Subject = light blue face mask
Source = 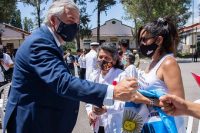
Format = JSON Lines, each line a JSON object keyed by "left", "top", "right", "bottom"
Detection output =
{"left": 122, "top": 59, "right": 127, "bottom": 66}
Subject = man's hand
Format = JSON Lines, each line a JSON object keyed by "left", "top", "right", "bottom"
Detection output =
{"left": 113, "top": 77, "right": 139, "bottom": 101}
{"left": 159, "top": 94, "right": 188, "bottom": 116}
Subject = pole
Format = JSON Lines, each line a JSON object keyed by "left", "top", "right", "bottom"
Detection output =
{"left": 192, "top": 0, "right": 194, "bottom": 55}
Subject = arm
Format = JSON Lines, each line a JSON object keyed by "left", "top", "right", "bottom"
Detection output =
{"left": 160, "top": 57, "right": 185, "bottom": 99}
{"left": 29, "top": 43, "right": 139, "bottom": 107}
{"left": 29, "top": 42, "right": 107, "bottom": 107}
{"left": 160, "top": 94, "right": 200, "bottom": 119}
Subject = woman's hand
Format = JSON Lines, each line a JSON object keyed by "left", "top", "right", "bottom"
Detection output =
{"left": 131, "top": 91, "right": 162, "bottom": 107}
{"left": 92, "top": 106, "right": 107, "bottom": 115}
{"left": 88, "top": 112, "right": 97, "bottom": 125}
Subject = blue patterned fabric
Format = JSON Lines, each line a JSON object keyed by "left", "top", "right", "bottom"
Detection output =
{"left": 122, "top": 88, "right": 178, "bottom": 133}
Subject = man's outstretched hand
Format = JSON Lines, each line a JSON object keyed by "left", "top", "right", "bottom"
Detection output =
{"left": 113, "top": 77, "right": 139, "bottom": 102}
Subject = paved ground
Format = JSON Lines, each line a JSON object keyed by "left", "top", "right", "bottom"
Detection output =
{"left": 73, "top": 58, "right": 200, "bottom": 133}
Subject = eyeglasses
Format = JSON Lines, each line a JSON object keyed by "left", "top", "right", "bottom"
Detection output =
{"left": 140, "top": 36, "right": 155, "bottom": 43}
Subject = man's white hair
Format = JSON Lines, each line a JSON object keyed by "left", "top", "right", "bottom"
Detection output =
{"left": 44, "top": 0, "right": 79, "bottom": 25}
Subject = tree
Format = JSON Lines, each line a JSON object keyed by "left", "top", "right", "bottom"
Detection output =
{"left": 0, "top": 0, "right": 17, "bottom": 23}
{"left": 20, "top": 0, "right": 49, "bottom": 27}
{"left": 10, "top": 9, "right": 23, "bottom": 29}
{"left": 121, "top": 0, "right": 191, "bottom": 46}
{"left": 23, "top": 17, "right": 34, "bottom": 32}
{"left": 90, "top": 0, "right": 116, "bottom": 43}
{"left": 74, "top": 0, "right": 92, "bottom": 49}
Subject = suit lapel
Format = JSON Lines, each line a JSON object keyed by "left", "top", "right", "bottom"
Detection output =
{"left": 40, "top": 26, "right": 71, "bottom": 74}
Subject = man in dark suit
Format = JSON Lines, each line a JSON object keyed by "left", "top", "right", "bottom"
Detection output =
{"left": 4, "top": 0, "right": 138, "bottom": 133}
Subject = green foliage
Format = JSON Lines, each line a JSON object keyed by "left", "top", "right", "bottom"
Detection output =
{"left": 20, "top": 0, "right": 49, "bottom": 27}
{"left": 61, "top": 41, "right": 76, "bottom": 52}
{"left": 0, "top": 0, "right": 17, "bottom": 23}
{"left": 90, "top": 0, "right": 117, "bottom": 42}
{"left": 90, "top": 0, "right": 116, "bottom": 13}
{"left": 176, "top": 52, "right": 192, "bottom": 58}
{"left": 79, "top": 3, "right": 92, "bottom": 39}
{"left": 10, "top": 9, "right": 22, "bottom": 29}
{"left": 121, "top": 0, "right": 191, "bottom": 45}
{"left": 23, "top": 17, "right": 34, "bottom": 32}
{"left": 121, "top": 0, "right": 191, "bottom": 27}
{"left": 73, "top": 0, "right": 92, "bottom": 49}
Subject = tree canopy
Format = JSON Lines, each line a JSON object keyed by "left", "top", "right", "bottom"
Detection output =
{"left": 121, "top": 0, "right": 191, "bottom": 27}
{"left": 23, "top": 17, "right": 34, "bottom": 32}
{"left": 20, "top": 0, "right": 49, "bottom": 27}
{"left": 0, "top": 0, "right": 17, "bottom": 23}
{"left": 90, "top": 0, "right": 116, "bottom": 42}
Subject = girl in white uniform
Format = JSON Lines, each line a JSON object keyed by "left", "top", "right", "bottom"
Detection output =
{"left": 85, "top": 43, "right": 126, "bottom": 133}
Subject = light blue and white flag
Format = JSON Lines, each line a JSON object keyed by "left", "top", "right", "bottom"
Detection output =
{"left": 122, "top": 88, "right": 178, "bottom": 133}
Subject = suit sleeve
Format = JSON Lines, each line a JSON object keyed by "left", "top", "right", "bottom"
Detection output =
{"left": 29, "top": 42, "right": 107, "bottom": 107}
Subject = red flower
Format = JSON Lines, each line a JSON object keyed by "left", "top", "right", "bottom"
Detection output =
{"left": 112, "top": 81, "right": 117, "bottom": 86}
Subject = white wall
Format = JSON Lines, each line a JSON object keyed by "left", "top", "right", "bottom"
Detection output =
{"left": 81, "top": 19, "right": 136, "bottom": 49}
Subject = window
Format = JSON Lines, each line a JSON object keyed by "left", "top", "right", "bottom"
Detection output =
{"left": 112, "top": 21, "right": 116, "bottom": 24}
{"left": 83, "top": 40, "right": 91, "bottom": 45}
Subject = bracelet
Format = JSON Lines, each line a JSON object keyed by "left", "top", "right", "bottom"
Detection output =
{"left": 149, "top": 99, "right": 155, "bottom": 106}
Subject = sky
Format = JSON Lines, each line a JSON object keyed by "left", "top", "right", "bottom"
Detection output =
{"left": 17, "top": 0, "right": 200, "bottom": 28}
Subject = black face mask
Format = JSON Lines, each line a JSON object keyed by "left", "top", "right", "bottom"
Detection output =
{"left": 139, "top": 41, "right": 158, "bottom": 58}
{"left": 98, "top": 60, "right": 113, "bottom": 71}
{"left": 56, "top": 18, "right": 79, "bottom": 42}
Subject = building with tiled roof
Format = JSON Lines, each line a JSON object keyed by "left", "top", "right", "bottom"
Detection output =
{"left": 81, "top": 18, "right": 135, "bottom": 49}
{"left": 0, "top": 23, "right": 30, "bottom": 53}
{"left": 179, "top": 23, "right": 200, "bottom": 54}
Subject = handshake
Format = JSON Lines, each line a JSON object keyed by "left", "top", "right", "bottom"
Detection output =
{"left": 112, "top": 77, "right": 139, "bottom": 102}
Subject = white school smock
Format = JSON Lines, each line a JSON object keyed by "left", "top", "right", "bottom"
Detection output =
{"left": 86, "top": 68, "right": 126, "bottom": 133}
{"left": 78, "top": 54, "right": 86, "bottom": 68}
{"left": 85, "top": 49, "right": 98, "bottom": 79}
{"left": 0, "top": 53, "right": 14, "bottom": 82}
{"left": 124, "top": 64, "right": 138, "bottom": 78}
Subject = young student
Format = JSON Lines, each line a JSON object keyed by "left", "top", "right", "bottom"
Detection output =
{"left": 86, "top": 43, "right": 126, "bottom": 133}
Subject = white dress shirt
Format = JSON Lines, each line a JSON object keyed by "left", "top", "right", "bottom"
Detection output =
{"left": 86, "top": 68, "right": 127, "bottom": 133}
{"left": 85, "top": 49, "right": 98, "bottom": 79}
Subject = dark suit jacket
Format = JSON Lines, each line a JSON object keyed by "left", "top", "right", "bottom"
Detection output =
{"left": 4, "top": 26, "right": 107, "bottom": 133}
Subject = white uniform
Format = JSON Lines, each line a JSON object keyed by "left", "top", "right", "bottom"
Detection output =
{"left": 124, "top": 64, "right": 138, "bottom": 78}
{"left": 78, "top": 54, "right": 86, "bottom": 69}
{"left": 86, "top": 68, "right": 126, "bottom": 133}
{"left": 0, "top": 53, "right": 14, "bottom": 82}
{"left": 85, "top": 49, "right": 98, "bottom": 79}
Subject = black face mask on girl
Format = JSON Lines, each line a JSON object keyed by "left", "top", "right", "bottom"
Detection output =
{"left": 139, "top": 41, "right": 158, "bottom": 58}
{"left": 97, "top": 60, "right": 113, "bottom": 71}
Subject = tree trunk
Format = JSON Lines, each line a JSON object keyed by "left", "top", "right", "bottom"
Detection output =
{"left": 76, "top": 31, "right": 80, "bottom": 50}
{"left": 37, "top": 0, "right": 41, "bottom": 27}
{"left": 134, "top": 18, "right": 138, "bottom": 49}
{"left": 73, "top": 0, "right": 80, "bottom": 49}
{"left": 97, "top": 0, "right": 101, "bottom": 43}
{"left": 0, "top": 33, "right": 2, "bottom": 45}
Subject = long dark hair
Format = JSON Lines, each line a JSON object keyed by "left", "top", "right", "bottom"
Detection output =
{"left": 142, "top": 17, "right": 179, "bottom": 55}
